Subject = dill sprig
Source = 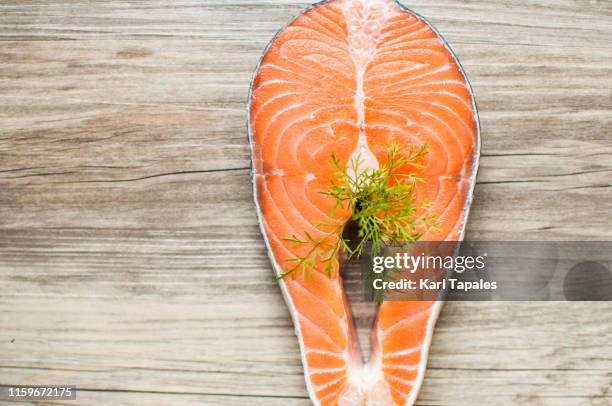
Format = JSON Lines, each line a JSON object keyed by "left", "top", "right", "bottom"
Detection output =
{"left": 278, "top": 225, "right": 345, "bottom": 280}
{"left": 279, "top": 143, "right": 438, "bottom": 280}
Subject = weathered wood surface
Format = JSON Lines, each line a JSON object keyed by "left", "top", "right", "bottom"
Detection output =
{"left": 0, "top": 1, "right": 611, "bottom": 405}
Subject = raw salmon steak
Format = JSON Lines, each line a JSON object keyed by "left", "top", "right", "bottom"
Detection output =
{"left": 248, "top": 0, "right": 479, "bottom": 404}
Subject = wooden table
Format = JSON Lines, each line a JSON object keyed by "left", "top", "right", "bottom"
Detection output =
{"left": 1, "top": 1, "right": 611, "bottom": 405}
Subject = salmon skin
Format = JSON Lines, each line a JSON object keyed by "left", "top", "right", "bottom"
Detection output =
{"left": 248, "top": 0, "right": 480, "bottom": 404}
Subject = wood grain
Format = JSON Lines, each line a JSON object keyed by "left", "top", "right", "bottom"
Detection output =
{"left": 1, "top": 1, "right": 611, "bottom": 405}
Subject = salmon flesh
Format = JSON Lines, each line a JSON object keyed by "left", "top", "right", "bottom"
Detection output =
{"left": 248, "top": 0, "right": 480, "bottom": 404}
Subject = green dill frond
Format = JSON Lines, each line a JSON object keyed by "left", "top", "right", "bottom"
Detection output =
{"left": 279, "top": 142, "right": 438, "bottom": 280}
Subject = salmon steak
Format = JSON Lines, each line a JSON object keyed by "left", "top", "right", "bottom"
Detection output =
{"left": 248, "top": 0, "right": 479, "bottom": 404}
